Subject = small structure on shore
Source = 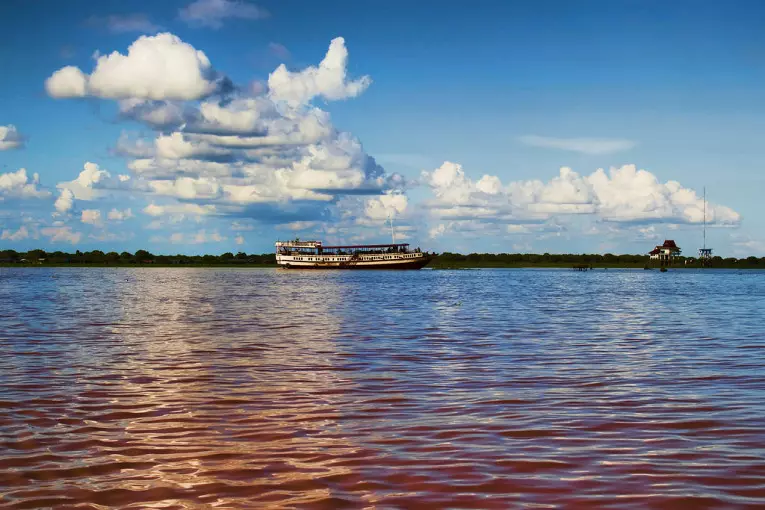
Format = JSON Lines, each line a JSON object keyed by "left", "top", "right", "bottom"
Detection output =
{"left": 649, "top": 240, "right": 681, "bottom": 266}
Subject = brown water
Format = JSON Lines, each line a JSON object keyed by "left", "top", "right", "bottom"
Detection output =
{"left": 1, "top": 267, "right": 764, "bottom": 508}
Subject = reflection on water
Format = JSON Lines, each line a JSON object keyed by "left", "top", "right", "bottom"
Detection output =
{"left": 1, "top": 267, "right": 765, "bottom": 508}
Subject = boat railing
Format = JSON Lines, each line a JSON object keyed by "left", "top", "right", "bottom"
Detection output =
{"left": 279, "top": 247, "right": 425, "bottom": 257}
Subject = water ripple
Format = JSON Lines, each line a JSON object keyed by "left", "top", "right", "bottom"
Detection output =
{"left": 1, "top": 267, "right": 764, "bottom": 508}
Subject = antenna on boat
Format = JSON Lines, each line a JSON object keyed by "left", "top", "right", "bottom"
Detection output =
{"left": 388, "top": 212, "right": 396, "bottom": 245}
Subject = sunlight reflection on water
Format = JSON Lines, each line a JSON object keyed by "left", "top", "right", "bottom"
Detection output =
{"left": 1, "top": 267, "right": 764, "bottom": 508}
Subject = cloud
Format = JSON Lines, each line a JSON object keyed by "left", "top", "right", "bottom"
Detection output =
{"left": 81, "top": 209, "right": 103, "bottom": 225}
{"left": 235, "top": 234, "right": 245, "bottom": 245}
{"left": 86, "top": 13, "right": 161, "bottom": 34}
{"left": 637, "top": 225, "right": 660, "bottom": 240}
{"left": 142, "top": 203, "right": 216, "bottom": 217}
{"left": 110, "top": 42, "right": 387, "bottom": 207}
{"left": 230, "top": 221, "right": 255, "bottom": 231}
{"left": 731, "top": 235, "right": 765, "bottom": 256}
{"left": 518, "top": 135, "right": 637, "bottom": 155}
{"left": 89, "top": 230, "right": 134, "bottom": 243}
{"left": 161, "top": 229, "right": 227, "bottom": 244}
{"left": 45, "top": 66, "right": 89, "bottom": 98}
{"left": 149, "top": 175, "right": 222, "bottom": 200}
{"left": 46, "top": 34, "right": 403, "bottom": 241}
{"left": 117, "top": 100, "right": 194, "bottom": 130}
{"left": 179, "top": 0, "right": 269, "bottom": 29}
{"left": 54, "top": 188, "right": 75, "bottom": 214}
{"left": 107, "top": 208, "right": 133, "bottom": 221}
{"left": 278, "top": 221, "right": 319, "bottom": 231}
{"left": 422, "top": 162, "right": 740, "bottom": 237}
{"left": 364, "top": 192, "right": 408, "bottom": 221}
{"left": 41, "top": 226, "right": 82, "bottom": 244}
{"left": 0, "top": 168, "right": 50, "bottom": 200}
{"left": 115, "top": 131, "right": 157, "bottom": 157}
{"left": 154, "top": 132, "right": 228, "bottom": 160}
{"left": 268, "top": 37, "right": 371, "bottom": 105}
{"left": 0, "top": 125, "right": 25, "bottom": 150}
{"left": 1, "top": 226, "right": 30, "bottom": 241}
{"left": 46, "top": 33, "right": 220, "bottom": 100}
{"left": 57, "top": 162, "right": 127, "bottom": 200}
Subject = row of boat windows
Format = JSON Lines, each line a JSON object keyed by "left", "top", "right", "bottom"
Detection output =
{"left": 288, "top": 254, "right": 420, "bottom": 262}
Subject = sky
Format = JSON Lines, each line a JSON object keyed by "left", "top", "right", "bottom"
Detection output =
{"left": 1, "top": 0, "right": 764, "bottom": 256}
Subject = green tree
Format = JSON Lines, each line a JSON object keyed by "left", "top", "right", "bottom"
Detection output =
{"left": 27, "top": 249, "right": 47, "bottom": 261}
{"left": 134, "top": 250, "right": 153, "bottom": 262}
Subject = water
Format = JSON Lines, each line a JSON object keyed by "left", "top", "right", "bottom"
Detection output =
{"left": 1, "top": 267, "right": 764, "bottom": 509}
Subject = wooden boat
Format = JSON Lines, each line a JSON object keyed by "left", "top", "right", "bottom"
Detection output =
{"left": 275, "top": 240, "right": 431, "bottom": 270}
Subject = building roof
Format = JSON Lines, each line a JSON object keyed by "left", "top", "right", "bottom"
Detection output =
{"left": 649, "top": 248, "right": 661, "bottom": 255}
{"left": 662, "top": 239, "right": 678, "bottom": 248}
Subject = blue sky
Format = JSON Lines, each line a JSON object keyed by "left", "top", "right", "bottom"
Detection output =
{"left": 1, "top": 0, "right": 764, "bottom": 256}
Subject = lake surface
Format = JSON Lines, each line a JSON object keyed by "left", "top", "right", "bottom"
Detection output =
{"left": 1, "top": 267, "right": 764, "bottom": 508}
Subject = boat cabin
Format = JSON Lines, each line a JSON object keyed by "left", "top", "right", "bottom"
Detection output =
{"left": 276, "top": 240, "right": 417, "bottom": 256}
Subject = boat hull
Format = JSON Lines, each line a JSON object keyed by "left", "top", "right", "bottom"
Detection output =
{"left": 279, "top": 256, "right": 432, "bottom": 270}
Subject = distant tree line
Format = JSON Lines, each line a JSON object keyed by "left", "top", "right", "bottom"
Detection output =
{"left": 1, "top": 249, "right": 764, "bottom": 268}
{"left": 0, "top": 249, "right": 277, "bottom": 266}
{"left": 430, "top": 252, "right": 765, "bottom": 269}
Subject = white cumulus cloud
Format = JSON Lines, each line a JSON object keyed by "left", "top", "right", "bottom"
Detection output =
{"left": 422, "top": 162, "right": 741, "bottom": 236}
{"left": 107, "top": 208, "right": 134, "bottom": 221}
{"left": 0, "top": 168, "right": 50, "bottom": 200}
{"left": 57, "top": 162, "right": 122, "bottom": 200}
{"left": 45, "top": 66, "right": 88, "bottom": 98}
{"left": 46, "top": 33, "right": 402, "bottom": 236}
{"left": 268, "top": 37, "right": 371, "bottom": 105}
{"left": 142, "top": 202, "right": 216, "bottom": 217}
{"left": 364, "top": 192, "right": 408, "bottom": 221}
{"left": 0, "top": 125, "right": 25, "bottom": 150}
{"left": 46, "top": 33, "right": 218, "bottom": 100}
{"left": 54, "top": 188, "right": 75, "bottom": 214}
{"left": 81, "top": 209, "right": 103, "bottom": 225}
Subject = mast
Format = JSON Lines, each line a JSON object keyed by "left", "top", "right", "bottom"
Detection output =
{"left": 703, "top": 186, "right": 706, "bottom": 251}
{"left": 388, "top": 213, "right": 396, "bottom": 245}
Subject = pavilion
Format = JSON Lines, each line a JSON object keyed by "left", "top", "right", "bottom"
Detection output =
{"left": 649, "top": 240, "right": 682, "bottom": 266}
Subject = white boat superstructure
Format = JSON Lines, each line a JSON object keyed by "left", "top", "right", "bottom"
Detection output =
{"left": 275, "top": 240, "right": 431, "bottom": 270}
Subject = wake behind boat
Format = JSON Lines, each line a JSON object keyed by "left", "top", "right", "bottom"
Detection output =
{"left": 275, "top": 240, "right": 432, "bottom": 269}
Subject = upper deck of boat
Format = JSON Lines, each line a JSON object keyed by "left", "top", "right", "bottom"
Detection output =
{"left": 276, "top": 241, "right": 417, "bottom": 255}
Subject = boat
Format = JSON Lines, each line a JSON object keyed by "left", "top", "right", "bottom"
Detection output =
{"left": 275, "top": 240, "right": 432, "bottom": 269}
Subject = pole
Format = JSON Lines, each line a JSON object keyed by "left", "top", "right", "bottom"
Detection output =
{"left": 389, "top": 213, "right": 396, "bottom": 245}
{"left": 703, "top": 186, "right": 706, "bottom": 250}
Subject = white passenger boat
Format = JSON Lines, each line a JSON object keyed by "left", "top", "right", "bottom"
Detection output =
{"left": 275, "top": 240, "right": 432, "bottom": 269}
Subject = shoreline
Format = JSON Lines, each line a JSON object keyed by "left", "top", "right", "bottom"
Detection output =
{"left": 2, "top": 263, "right": 763, "bottom": 270}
